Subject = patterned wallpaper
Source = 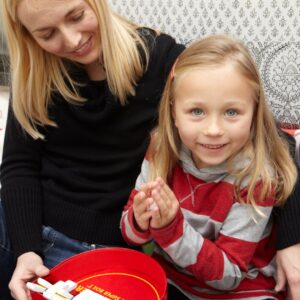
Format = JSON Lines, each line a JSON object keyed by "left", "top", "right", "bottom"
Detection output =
{"left": 109, "top": 0, "right": 300, "bottom": 126}
{"left": 1, "top": 0, "right": 300, "bottom": 124}
{"left": 110, "top": 0, "right": 300, "bottom": 44}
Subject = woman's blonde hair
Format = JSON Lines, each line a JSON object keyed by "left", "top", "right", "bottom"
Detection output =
{"left": 2, "top": 0, "right": 149, "bottom": 139}
{"left": 149, "top": 35, "right": 297, "bottom": 207}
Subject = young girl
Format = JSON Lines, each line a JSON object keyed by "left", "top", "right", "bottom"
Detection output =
{"left": 121, "top": 35, "right": 297, "bottom": 300}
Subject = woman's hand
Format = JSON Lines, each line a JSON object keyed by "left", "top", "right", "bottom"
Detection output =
{"left": 9, "top": 251, "right": 49, "bottom": 300}
{"left": 275, "top": 244, "right": 300, "bottom": 300}
{"left": 150, "top": 177, "right": 179, "bottom": 229}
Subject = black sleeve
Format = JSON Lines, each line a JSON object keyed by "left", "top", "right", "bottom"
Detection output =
{"left": 0, "top": 104, "right": 43, "bottom": 258}
{"left": 138, "top": 27, "right": 185, "bottom": 79}
{"left": 155, "top": 32, "right": 185, "bottom": 78}
{"left": 275, "top": 130, "right": 300, "bottom": 250}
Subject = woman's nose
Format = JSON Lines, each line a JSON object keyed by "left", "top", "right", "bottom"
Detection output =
{"left": 60, "top": 26, "right": 81, "bottom": 49}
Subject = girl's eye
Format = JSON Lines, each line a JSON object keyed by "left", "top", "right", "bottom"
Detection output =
{"left": 72, "top": 11, "right": 84, "bottom": 21}
{"left": 191, "top": 108, "right": 204, "bottom": 116}
{"left": 225, "top": 109, "right": 238, "bottom": 117}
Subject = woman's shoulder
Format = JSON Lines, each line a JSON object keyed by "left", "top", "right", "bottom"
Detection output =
{"left": 137, "top": 27, "right": 185, "bottom": 75}
{"left": 137, "top": 27, "right": 157, "bottom": 40}
{"left": 137, "top": 27, "right": 184, "bottom": 52}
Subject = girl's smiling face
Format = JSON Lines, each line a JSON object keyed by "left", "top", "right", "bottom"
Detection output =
{"left": 172, "top": 63, "right": 255, "bottom": 169}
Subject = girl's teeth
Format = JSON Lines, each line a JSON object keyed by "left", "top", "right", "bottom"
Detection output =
{"left": 203, "top": 144, "right": 224, "bottom": 149}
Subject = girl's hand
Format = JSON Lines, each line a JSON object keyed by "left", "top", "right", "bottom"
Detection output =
{"left": 150, "top": 177, "right": 179, "bottom": 229}
{"left": 133, "top": 182, "right": 156, "bottom": 231}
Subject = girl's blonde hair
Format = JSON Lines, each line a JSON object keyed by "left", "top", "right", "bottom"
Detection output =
{"left": 149, "top": 35, "right": 297, "bottom": 207}
{"left": 2, "top": 0, "right": 149, "bottom": 139}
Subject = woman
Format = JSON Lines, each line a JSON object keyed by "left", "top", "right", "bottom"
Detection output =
{"left": 0, "top": 0, "right": 184, "bottom": 299}
{"left": 0, "top": 0, "right": 299, "bottom": 300}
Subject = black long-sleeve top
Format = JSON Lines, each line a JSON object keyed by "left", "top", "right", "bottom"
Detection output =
{"left": 0, "top": 29, "right": 185, "bottom": 258}
{"left": 275, "top": 132, "right": 300, "bottom": 249}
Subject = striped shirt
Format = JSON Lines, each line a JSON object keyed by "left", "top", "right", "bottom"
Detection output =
{"left": 121, "top": 147, "right": 285, "bottom": 299}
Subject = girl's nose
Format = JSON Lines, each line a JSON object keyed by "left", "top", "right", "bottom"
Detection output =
{"left": 203, "top": 117, "right": 224, "bottom": 136}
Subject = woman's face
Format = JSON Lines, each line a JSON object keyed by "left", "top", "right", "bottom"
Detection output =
{"left": 17, "top": 0, "right": 101, "bottom": 66}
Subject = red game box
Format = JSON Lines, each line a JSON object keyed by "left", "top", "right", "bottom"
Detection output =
{"left": 30, "top": 248, "right": 167, "bottom": 300}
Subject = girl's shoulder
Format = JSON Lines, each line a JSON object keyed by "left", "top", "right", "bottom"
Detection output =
{"left": 230, "top": 154, "right": 275, "bottom": 188}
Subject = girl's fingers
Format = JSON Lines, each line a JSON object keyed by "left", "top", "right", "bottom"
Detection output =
{"left": 147, "top": 197, "right": 158, "bottom": 211}
{"left": 151, "top": 181, "right": 174, "bottom": 215}
{"left": 139, "top": 210, "right": 154, "bottom": 222}
{"left": 157, "top": 177, "right": 177, "bottom": 203}
{"left": 133, "top": 195, "right": 154, "bottom": 231}
{"left": 134, "top": 192, "right": 148, "bottom": 209}
{"left": 150, "top": 206, "right": 162, "bottom": 228}
{"left": 150, "top": 178, "right": 180, "bottom": 229}
{"left": 151, "top": 188, "right": 168, "bottom": 215}
{"left": 140, "top": 181, "right": 157, "bottom": 196}
{"left": 133, "top": 192, "right": 150, "bottom": 218}
{"left": 134, "top": 191, "right": 147, "bottom": 204}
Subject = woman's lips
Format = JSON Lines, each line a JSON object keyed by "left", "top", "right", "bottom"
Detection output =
{"left": 71, "top": 36, "right": 93, "bottom": 57}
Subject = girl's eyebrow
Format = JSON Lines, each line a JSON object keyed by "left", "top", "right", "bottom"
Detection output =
{"left": 31, "top": 8, "right": 79, "bottom": 33}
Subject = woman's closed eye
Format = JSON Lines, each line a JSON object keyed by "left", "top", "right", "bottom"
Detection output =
{"left": 71, "top": 11, "right": 84, "bottom": 22}
{"left": 41, "top": 30, "right": 55, "bottom": 41}
{"left": 39, "top": 11, "right": 84, "bottom": 41}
